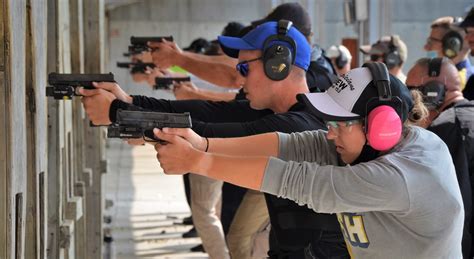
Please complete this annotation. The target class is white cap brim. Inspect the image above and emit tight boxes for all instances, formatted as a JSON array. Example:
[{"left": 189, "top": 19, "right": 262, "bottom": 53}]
[{"left": 300, "top": 92, "right": 361, "bottom": 121}]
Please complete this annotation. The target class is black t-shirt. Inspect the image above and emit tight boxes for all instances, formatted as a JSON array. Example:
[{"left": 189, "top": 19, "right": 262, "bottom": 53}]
[
  {"left": 464, "top": 75, "right": 474, "bottom": 101},
  {"left": 428, "top": 99, "right": 474, "bottom": 258},
  {"left": 109, "top": 96, "right": 346, "bottom": 254}
]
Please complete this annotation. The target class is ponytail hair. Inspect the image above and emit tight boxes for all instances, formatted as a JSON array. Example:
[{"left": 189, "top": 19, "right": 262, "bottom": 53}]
[{"left": 405, "top": 89, "right": 430, "bottom": 127}]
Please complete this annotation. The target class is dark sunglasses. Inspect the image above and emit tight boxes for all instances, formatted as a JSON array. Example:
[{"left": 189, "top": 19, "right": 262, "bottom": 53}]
[{"left": 236, "top": 57, "right": 261, "bottom": 77}]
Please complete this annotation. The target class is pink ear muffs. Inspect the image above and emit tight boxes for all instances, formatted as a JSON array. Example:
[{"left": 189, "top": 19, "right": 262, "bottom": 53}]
[{"left": 366, "top": 105, "right": 402, "bottom": 151}]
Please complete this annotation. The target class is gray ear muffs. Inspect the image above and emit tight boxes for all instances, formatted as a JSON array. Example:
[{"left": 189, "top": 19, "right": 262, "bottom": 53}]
[{"left": 262, "top": 20, "right": 296, "bottom": 81}]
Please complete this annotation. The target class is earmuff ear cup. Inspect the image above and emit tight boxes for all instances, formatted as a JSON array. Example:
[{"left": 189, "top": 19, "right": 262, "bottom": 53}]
[
  {"left": 261, "top": 20, "right": 296, "bottom": 81},
  {"left": 419, "top": 81, "right": 446, "bottom": 109},
  {"left": 384, "top": 51, "right": 401, "bottom": 70},
  {"left": 384, "top": 36, "right": 402, "bottom": 70},
  {"left": 263, "top": 44, "right": 293, "bottom": 81},
  {"left": 366, "top": 105, "right": 402, "bottom": 151},
  {"left": 442, "top": 30, "right": 463, "bottom": 59}
]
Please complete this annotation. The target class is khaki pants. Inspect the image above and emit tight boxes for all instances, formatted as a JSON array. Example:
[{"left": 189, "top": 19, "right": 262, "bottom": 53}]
[
  {"left": 190, "top": 174, "right": 230, "bottom": 259},
  {"left": 227, "top": 190, "right": 270, "bottom": 259}
]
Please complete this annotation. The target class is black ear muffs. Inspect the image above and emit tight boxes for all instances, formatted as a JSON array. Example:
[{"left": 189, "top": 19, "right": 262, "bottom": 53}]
[
  {"left": 262, "top": 20, "right": 297, "bottom": 81},
  {"left": 442, "top": 30, "right": 463, "bottom": 59},
  {"left": 335, "top": 46, "right": 349, "bottom": 69},
  {"left": 421, "top": 57, "right": 446, "bottom": 109},
  {"left": 428, "top": 57, "right": 443, "bottom": 77},
  {"left": 384, "top": 36, "right": 402, "bottom": 70},
  {"left": 419, "top": 81, "right": 446, "bottom": 109}
]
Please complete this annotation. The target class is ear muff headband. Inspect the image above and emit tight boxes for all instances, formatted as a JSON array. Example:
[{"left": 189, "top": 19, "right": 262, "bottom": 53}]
[
  {"left": 428, "top": 57, "right": 443, "bottom": 77},
  {"left": 362, "top": 62, "right": 403, "bottom": 151},
  {"left": 262, "top": 20, "right": 297, "bottom": 81}
]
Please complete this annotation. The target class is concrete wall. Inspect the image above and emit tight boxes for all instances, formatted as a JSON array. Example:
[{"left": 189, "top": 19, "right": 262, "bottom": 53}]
[{"left": 107, "top": 0, "right": 473, "bottom": 79}]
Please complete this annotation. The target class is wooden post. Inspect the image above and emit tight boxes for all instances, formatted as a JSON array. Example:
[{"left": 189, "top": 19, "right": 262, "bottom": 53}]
[
  {"left": 25, "top": 0, "right": 39, "bottom": 257},
  {"left": 69, "top": 0, "right": 88, "bottom": 257},
  {"left": 47, "top": 0, "right": 64, "bottom": 259},
  {"left": 0, "top": 0, "right": 8, "bottom": 257},
  {"left": 1, "top": 0, "right": 28, "bottom": 258},
  {"left": 24, "top": 0, "right": 48, "bottom": 258},
  {"left": 83, "top": 0, "right": 106, "bottom": 258}
]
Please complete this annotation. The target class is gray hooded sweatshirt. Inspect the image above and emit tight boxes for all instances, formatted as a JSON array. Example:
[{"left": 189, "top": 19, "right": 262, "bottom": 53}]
[{"left": 261, "top": 126, "right": 463, "bottom": 258}]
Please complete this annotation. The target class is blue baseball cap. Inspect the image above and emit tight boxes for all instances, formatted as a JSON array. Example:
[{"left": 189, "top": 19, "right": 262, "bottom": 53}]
[{"left": 218, "top": 21, "right": 311, "bottom": 71}]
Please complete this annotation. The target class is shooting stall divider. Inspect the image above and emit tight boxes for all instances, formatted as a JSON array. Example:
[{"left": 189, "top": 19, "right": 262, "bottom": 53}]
[{"left": 1, "top": 0, "right": 107, "bottom": 258}]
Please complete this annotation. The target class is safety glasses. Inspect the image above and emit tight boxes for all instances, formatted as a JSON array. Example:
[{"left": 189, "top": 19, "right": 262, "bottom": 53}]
[
  {"left": 236, "top": 57, "right": 261, "bottom": 77},
  {"left": 325, "top": 120, "right": 362, "bottom": 135}
]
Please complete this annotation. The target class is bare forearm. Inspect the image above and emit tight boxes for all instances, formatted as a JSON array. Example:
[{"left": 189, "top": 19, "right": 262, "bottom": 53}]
[
  {"left": 192, "top": 89, "right": 237, "bottom": 102},
  {"left": 183, "top": 52, "right": 237, "bottom": 66},
  {"left": 177, "top": 55, "right": 241, "bottom": 88},
  {"left": 207, "top": 132, "right": 279, "bottom": 157},
  {"left": 197, "top": 152, "right": 269, "bottom": 190}
]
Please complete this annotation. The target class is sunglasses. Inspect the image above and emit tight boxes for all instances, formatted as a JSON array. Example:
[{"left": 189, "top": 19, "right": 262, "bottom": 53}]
[{"left": 236, "top": 57, "right": 261, "bottom": 77}]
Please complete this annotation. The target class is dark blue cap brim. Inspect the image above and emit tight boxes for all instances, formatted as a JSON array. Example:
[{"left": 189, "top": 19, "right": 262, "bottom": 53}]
[
  {"left": 460, "top": 19, "right": 474, "bottom": 28},
  {"left": 218, "top": 35, "right": 257, "bottom": 58}
]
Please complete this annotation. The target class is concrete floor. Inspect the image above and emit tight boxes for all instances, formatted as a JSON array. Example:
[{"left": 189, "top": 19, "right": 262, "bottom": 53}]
[{"left": 104, "top": 139, "right": 209, "bottom": 258}]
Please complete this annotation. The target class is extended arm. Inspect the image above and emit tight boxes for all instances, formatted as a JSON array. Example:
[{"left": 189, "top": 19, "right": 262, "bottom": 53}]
[
  {"left": 155, "top": 129, "right": 410, "bottom": 213},
  {"left": 173, "top": 81, "right": 237, "bottom": 102},
  {"left": 173, "top": 55, "right": 241, "bottom": 88},
  {"left": 149, "top": 41, "right": 242, "bottom": 88}
]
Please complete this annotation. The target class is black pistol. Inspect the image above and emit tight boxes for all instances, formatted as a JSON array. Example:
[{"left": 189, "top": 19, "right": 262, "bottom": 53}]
[
  {"left": 107, "top": 109, "right": 192, "bottom": 142},
  {"left": 46, "top": 72, "right": 115, "bottom": 100},
  {"left": 116, "top": 62, "right": 156, "bottom": 74},
  {"left": 129, "top": 36, "right": 174, "bottom": 53},
  {"left": 154, "top": 76, "right": 191, "bottom": 90}
]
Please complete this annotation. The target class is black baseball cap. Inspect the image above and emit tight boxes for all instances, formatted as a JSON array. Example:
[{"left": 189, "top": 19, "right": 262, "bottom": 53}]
[
  {"left": 251, "top": 2, "right": 312, "bottom": 37},
  {"left": 459, "top": 7, "right": 474, "bottom": 28},
  {"left": 183, "top": 38, "right": 210, "bottom": 53},
  {"left": 221, "top": 22, "right": 245, "bottom": 37}
]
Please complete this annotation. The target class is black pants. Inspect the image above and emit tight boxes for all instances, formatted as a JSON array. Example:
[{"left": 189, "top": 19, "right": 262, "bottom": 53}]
[{"left": 268, "top": 229, "right": 349, "bottom": 259}]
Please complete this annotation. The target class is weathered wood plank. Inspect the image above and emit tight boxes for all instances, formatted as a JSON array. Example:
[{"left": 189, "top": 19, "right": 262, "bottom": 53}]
[
  {"left": 24, "top": 0, "right": 40, "bottom": 257},
  {"left": 0, "top": 0, "right": 7, "bottom": 257},
  {"left": 83, "top": 0, "right": 106, "bottom": 258},
  {"left": 29, "top": 1, "right": 48, "bottom": 257},
  {"left": 6, "top": 0, "right": 27, "bottom": 258},
  {"left": 46, "top": 0, "right": 62, "bottom": 257}
]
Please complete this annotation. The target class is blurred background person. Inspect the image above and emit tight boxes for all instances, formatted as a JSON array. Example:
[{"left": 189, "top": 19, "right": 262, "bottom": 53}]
[
  {"left": 424, "top": 16, "right": 473, "bottom": 90},
  {"left": 360, "top": 34, "right": 408, "bottom": 82},
  {"left": 326, "top": 44, "right": 352, "bottom": 75}
]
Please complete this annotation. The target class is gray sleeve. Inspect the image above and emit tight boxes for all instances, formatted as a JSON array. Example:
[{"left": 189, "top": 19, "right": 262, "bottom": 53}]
[
  {"left": 261, "top": 157, "right": 410, "bottom": 214},
  {"left": 277, "top": 130, "right": 338, "bottom": 165}
]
